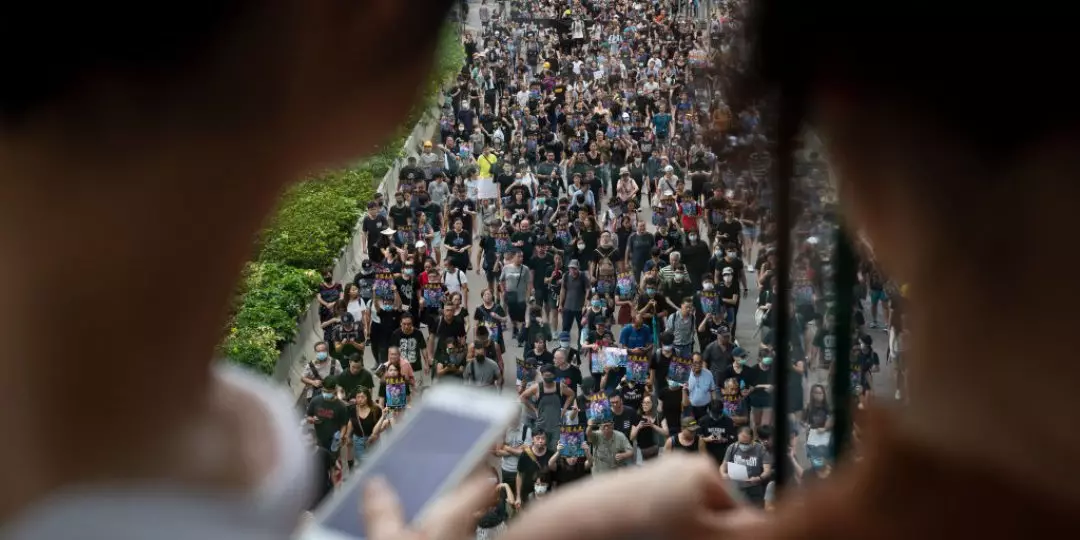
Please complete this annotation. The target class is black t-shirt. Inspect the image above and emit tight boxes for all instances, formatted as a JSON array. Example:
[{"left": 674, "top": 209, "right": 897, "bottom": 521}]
[
  {"left": 390, "top": 329, "right": 427, "bottom": 370},
  {"left": 389, "top": 204, "right": 412, "bottom": 228},
  {"left": 720, "top": 364, "right": 758, "bottom": 393},
  {"left": 697, "top": 413, "right": 737, "bottom": 465},
  {"left": 552, "top": 458, "right": 589, "bottom": 488},
  {"left": 716, "top": 220, "right": 743, "bottom": 246},
  {"left": 611, "top": 408, "right": 640, "bottom": 441},
  {"left": 448, "top": 199, "right": 477, "bottom": 231},
  {"left": 553, "top": 364, "right": 583, "bottom": 395},
  {"left": 659, "top": 386, "right": 684, "bottom": 435},
  {"left": 530, "top": 253, "right": 555, "bottom": 288},
  {"left": 617, "top": 380, "right": 647, "bottom": 413},
  {"left": 650, "top": 350, "right": 674, "bottom": 390},
  {"left": 306, "top": 396, "right": 348, "bottom": 448},
  {"left": 432, "top": 316, "right": 467, "bottom": 348},
  {"left": 336, "top": 368, "right": 376, "bottom": 401},
  {"left": 444, "top": 230, "right": 472, "bottom": 262},
  {"left": 516, "top": 448, "right": 549, "bottom": 497},
  {"left": 362, "top": 215, "right": 389, "bottom": 247},
  {"left": 718, "top": 282, "right": 740, "bottom": 308}
]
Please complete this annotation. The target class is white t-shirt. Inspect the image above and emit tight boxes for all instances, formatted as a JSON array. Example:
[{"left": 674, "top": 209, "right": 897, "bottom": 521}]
[
  {"left": 443, "top": 269, "right": 468, "bottom": 296},
  {"left": 4, "top": 366, "right": 312, "bottom": 540}
]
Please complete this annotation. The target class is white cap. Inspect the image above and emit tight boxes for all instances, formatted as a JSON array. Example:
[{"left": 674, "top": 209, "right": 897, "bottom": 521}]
[
  {"left": 415, "top": 240, "right": 427, "bottom": 248},
  {"left": 380, "top": 227, "right": 396, "bottom": 235},
  {"left": 664, "top": 165, "right": 675, "bottom": 172},
  {"left": 722, "top": 267, "right": 734, "bottom": 275}
]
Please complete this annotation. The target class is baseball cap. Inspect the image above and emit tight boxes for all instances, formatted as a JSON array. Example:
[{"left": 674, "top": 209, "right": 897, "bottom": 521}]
[
  {"left": 423, "top": 140, "right": 433, "bottom": 147},
  {"left": 722, "top": 266, "right": 734, "bottom": 275},
  {"left": 681, "top": 417, "right": 698, "bottom": 430},
  {"left": 664, "top": 165, "right": 674, "bottom": 172},
  {"left": 380, "top": 227, "right": 396, "bottom": 235},
  {"left": 732, "top": 347, "right": 748, "bottom": 358},
  {"left": 415, "top": 240, "right": 426, "bottom": 248},
  {"left": 568, "top": 259, "right": 581, "bottom": 269}
]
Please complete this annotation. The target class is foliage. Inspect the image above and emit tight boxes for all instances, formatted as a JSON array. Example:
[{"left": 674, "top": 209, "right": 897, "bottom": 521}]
[
  {"left": 223, "top": 22, "right": 465, "bottom": 374},
  {"left": 223, "top": 263, "right": 321, "bottom": 374}
]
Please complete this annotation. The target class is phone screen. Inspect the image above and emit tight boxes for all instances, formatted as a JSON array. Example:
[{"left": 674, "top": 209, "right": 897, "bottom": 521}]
[{"left": 319, "top": 407, "right": 494, "bottom": 538}]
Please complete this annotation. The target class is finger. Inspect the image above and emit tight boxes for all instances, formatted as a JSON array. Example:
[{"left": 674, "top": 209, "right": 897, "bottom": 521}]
[
  {"left": 362, "top": 476, "right": 410, "bottom": 540},
  {"left": 418, "top": 476, "right": 496, "bottom": 540}
]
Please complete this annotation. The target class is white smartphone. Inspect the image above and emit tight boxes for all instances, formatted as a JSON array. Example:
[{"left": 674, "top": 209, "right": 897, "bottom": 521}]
[{"left": 304, "top": 385, "right": 519, "bottom": 540}]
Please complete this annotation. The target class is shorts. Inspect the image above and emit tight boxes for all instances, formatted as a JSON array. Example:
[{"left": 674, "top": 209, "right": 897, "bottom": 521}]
[
  {"left": 431, "top": 231, "right": 443, "bottom": 249},
  {"left": 743, "top": 226, "right": 759, "bottom": 241},
  {"left": 533, "top": 287, "right": 555, "bottom": 309},
  {"left": 748, "top": 391, "right": 773, "bottom": 409},
  {"left": 507, "top": 300, "right": 527, "bottom": 322},
  {"left": 870, "top": 289, "right": 887, "bottom": 305}
]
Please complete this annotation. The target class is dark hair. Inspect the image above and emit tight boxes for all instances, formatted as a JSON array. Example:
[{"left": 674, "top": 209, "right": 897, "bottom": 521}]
[{"left": 757, "top": 425, "right": 774, "bottom": 442}]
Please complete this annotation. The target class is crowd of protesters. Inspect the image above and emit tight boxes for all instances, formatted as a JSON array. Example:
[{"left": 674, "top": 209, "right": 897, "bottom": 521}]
[{"left": 299, "top": 0, "right": 906, "bottom": 533}]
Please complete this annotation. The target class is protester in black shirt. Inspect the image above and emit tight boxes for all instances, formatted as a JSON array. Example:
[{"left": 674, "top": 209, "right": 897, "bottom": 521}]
[{"left": 697, "top": 399, "right": 737, "bottom": 467}]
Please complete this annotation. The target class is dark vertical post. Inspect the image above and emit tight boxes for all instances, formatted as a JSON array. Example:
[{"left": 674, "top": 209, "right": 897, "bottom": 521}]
[{"left": 829, "top": 226, "right": 856, "bottom": 461}]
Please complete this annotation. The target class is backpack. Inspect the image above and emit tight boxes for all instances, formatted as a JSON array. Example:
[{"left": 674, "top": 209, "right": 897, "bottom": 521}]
[{"left": 444, "top": 269, "right": 463, "bottom": 288}]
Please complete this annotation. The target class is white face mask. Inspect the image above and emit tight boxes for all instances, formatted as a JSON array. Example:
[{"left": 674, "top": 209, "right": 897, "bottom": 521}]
[
  {"left": 534, "top": 484, "right": 549, "bottom": 495},
  {"left": 727, "top": 251, "right": 737, "bottom": 258},
  {"left": 703, "top": 283, "right": 714, "bottom": 291}
]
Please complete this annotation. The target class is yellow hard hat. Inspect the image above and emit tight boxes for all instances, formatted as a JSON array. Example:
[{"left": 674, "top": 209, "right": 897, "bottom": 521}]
[
  {"left": 543, "top": 62, "right": 551, "bottom": 70},
  {"left": 564, "top": 9, "right": 571, "bottom": 16}
]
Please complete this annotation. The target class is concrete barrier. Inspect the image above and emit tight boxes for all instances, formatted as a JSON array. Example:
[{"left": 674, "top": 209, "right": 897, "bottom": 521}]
[{"left": 272, "top": 103, "right": 444, "bottom": 403}]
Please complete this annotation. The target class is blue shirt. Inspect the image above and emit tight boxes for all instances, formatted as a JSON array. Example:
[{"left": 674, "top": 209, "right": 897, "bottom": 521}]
[
  {"left": 619, "top": 324, "right": 652, "bottom": 350},
  {"left": 686, "top": 369, "right": 716, "bottom": 407}
]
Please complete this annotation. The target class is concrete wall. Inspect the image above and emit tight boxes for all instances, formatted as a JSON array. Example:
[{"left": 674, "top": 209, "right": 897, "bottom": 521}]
[{"left": 272, "top": 104, "right": 444, "bottom": 403}]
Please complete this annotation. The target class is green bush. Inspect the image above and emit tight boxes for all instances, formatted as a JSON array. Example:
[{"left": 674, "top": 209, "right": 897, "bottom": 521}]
[
  {"left": 224, "top": 22, "right": 465, "bottom": 375},
  {"left": 224, "top": 263, "right": 321, "bottom": 374},
  {"left": 257, "top": 169, "right": 375, "bottom": 270}
]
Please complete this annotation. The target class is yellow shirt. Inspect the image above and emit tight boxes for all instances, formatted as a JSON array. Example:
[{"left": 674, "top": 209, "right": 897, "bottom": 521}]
[{"left": 478, "top": 153, "right": 498, "bottom": 179}]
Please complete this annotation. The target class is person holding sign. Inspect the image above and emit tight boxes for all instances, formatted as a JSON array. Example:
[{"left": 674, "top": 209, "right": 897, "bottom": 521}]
[{"left": 548, "top": 438, "right": 591, "bottom": 490}]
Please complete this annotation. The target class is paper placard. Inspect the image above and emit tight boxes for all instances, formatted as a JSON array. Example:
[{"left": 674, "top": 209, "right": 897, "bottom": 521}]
[
  {"left": 559, "top": 425, "right": 586, "bottom": 457},
  {"left": 586, "top": 392, "right": 613, "bottom": 423},
  {"left": 726, "top": 462, "right": 749, "bottom": 481},
  {"left": 477, "top": 178, "right": 499, "bottom": 200}
]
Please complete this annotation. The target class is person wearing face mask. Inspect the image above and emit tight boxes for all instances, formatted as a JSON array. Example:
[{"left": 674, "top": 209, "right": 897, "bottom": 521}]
[
  {"left": 694, "top": 276, "right": 722, "bottom": 343},
  {"left": 514, "top": 432, "right": 552, "bottom": 510},
  {"left": 719, "top": 346, "right": 757, "bottom": 401},
  {"left": 718, "top": 266, "right": 741, "bottom": 331},
  {"left": 301, "top": 341, "right": 343, "bottom": 404},
  {"left": 681, "top": 230, "right": 711, "bottom": 284},
  {"left": 721, "top": 426, "right": 772, "bottom": 508},
  {"left": 747, "top": 351, "right": 777, "bottom": 432},
  {"left": 304, "top": 374, "right": 348, "bottom": 452}
]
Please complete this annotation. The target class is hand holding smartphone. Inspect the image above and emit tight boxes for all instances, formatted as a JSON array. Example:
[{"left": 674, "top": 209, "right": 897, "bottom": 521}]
[{"left": 303, "top": 386, "right": 518, "bottom": 540}]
